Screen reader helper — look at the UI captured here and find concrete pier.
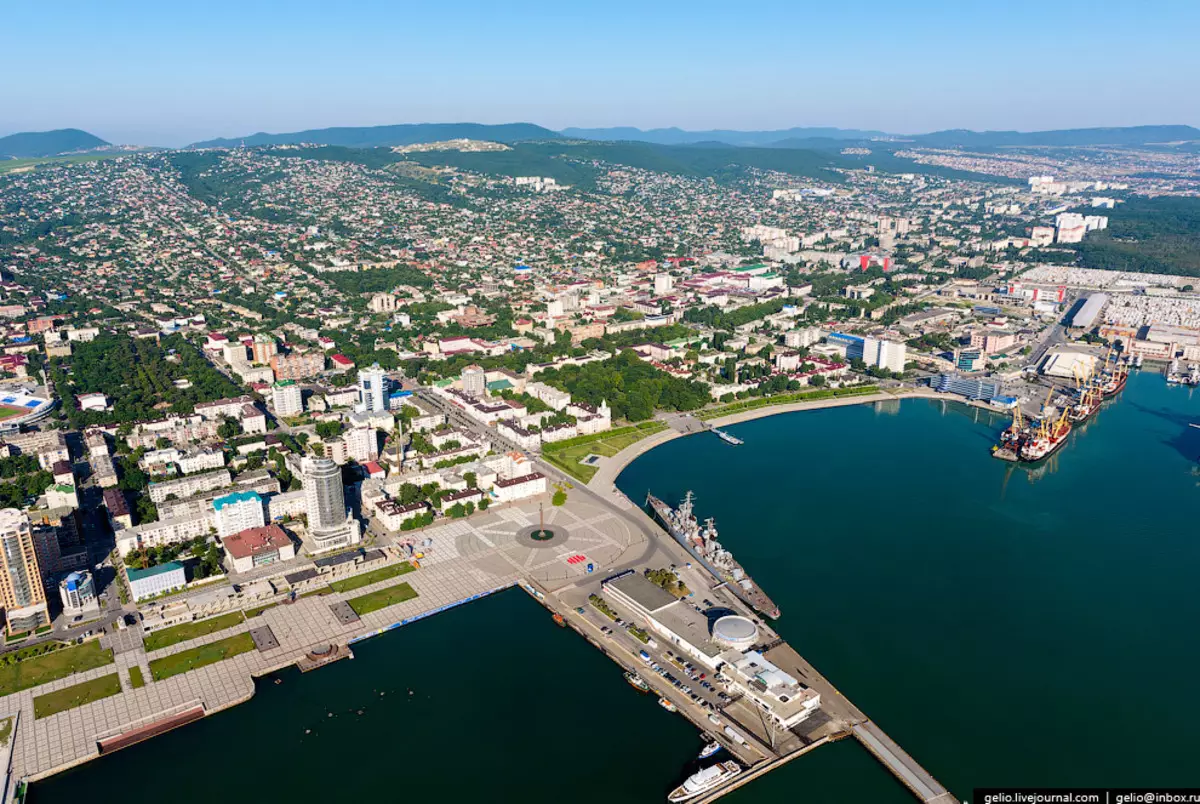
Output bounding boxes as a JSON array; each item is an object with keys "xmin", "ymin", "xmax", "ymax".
[{"xmin": 854, "ymin": 722, "xmax": 959, "ymax": 804}]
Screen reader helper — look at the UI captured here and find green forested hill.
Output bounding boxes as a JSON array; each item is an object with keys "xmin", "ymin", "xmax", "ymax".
[
  {"xmin": 1075, "ymin": 197, "xmax": 1200, "ymax": 277},
  {"xmin": 0, "ymin": 129, "xmax": 109, "ymax": 158}
]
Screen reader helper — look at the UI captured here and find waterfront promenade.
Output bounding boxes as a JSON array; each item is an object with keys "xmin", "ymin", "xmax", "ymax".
[{"xmin": 1, "ymin": 496, "xmax": 646, "ymax": 784}]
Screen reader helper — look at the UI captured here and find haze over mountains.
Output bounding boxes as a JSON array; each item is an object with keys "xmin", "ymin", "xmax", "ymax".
[
  {"xmin": 4, "ymin": 122, "xmax": 1199, "ymax": 160},
  {"xmin": 189, "ymin": 123, "xmax": 560, "ymax": 150},
  {"xmin": 559, "ymin": 126, "xmax": 890, "ymax": 146},
  {"xmin": 0, "ymin": 128, "xmax": 109, "ymax": 159}
]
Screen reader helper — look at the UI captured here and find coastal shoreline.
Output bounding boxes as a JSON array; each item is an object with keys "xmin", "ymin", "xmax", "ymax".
[{"xmin": 586, "ymin": 388, "xmax": 966, "ymax": 495}]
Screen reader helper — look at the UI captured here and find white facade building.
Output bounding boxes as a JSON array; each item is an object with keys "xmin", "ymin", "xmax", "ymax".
[
  {"xmin": 861, "ymin": 337, "xmax": 907, "ymax": 373},
  {"xmin": 127, "ymin": 562, "xmax": 187, "ymax": 601},
  {"xmin": 357, "ymin": 364, "xmax": 388, "ymax": 413},
  {"xmin": 273, "ymin": 380, "xmax": 303, "ymax": 417},
  {"xmin": 492, "ymin": 472, "xmax": 547, "ymax": 503},
  {"xmin": 344, "ymin": 425, "xmax": 380, "ymax": 463},
  {"xmin": 212, "ymin": 490, "xmax": 266, "ymax": 539}
]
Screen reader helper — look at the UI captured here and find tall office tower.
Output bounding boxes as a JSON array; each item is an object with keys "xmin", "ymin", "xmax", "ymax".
[
  {"xmin": 302, "ymin": 457, "xmax": 361, "ymax": 551},
  {"xmin": 358, "ymin": 364, "xmax": 388, "ymax": 413},
  {"xmin": 0, "ymin": 509, "xmax": 49, "ymax": 632}
]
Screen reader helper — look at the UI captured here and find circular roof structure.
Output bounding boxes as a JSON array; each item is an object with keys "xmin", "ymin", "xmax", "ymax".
[{"xmin": 712, "ymin": 615, "xmax": 758, "ymax": 648}]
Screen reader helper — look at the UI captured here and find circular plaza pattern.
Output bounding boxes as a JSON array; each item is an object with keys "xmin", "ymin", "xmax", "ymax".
[{"xmin": 515, "ymin": 522, "xmax": 572, "ymax": 549}]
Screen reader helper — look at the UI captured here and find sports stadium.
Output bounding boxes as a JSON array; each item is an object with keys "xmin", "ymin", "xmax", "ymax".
[{"xmin": 0, "ymin": 386, "xmax": 56, "ymax": 433}]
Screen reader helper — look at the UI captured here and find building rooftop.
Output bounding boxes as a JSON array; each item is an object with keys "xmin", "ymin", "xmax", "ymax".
[
  {"xmin": 653, "ymin": 602, "xmax": 725, "ymax": 659},
  {"xmin": 604, "ymin": 571, "xmax": 676, "ymax": 613},
  {"xmin": 213, "ymin": 489, "xmax": 263, "ymax": 511},
  {"xmin": 223, "ymin": 524, "xmax": 292, "ymax": 559},
  {"xmin": 127, "ymin": 561, "xmax": 185, "ymax": 582}
]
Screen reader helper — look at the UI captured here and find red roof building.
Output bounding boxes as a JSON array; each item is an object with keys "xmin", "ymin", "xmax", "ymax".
[{"xmin": 222, "ymin": 524, "xmax": 296, "ymax": 573}]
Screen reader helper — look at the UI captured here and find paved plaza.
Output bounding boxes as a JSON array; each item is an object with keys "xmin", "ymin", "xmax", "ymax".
[{"xmin": 0, "ymin": 495, "xmax": 646, "ymax": 782}]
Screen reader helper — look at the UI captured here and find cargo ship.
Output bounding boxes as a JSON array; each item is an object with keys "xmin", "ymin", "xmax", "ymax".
[
  {"xmin": 1100, "ymin": 360, "xmax": 1128, "ymax": 397},
  {"xmin": 647, "ymin": 491, "xmax": 781, "ymax": 619},
  {"xmin": 1069, "ymin": 379, "xmax": 1102, "ymax": 423},
  {"xmin": 1019, "ymin": 406, "xmax": 1072, "ymax": 463}
]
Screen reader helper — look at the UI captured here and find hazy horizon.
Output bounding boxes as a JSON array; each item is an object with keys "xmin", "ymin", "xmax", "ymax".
[{"xmin": 5, "ymin": 0, "xmax": 1199, "ymax": 147}]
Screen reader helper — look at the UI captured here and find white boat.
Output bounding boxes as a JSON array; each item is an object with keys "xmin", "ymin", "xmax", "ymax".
[
  {"xmin": 1167, "ymin": 359, "xmax": 1183, "ymax": 384},
  {"xmin": 698, "ymin": 740, "xmax": 722, "ymax": 759},
  {"xmin": 667, "ymin": 761, "xmax": 742, "ymax": 802}
]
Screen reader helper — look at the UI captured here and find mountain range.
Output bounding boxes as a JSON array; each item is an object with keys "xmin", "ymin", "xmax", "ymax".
[
  {"xmin": 188, "ymin": 122, "xmax": 560, "ymax": 150},
  {"xmin": 0, "ymin": 128, "xmax": 109, "ymax": 159},
  {"xmin": 563, "ymin": 124, "xmax": 1200, "ymax": 149},
  {"xmin": 559, "ymin": 126, "xmax": 889, "ymax": 146},
  {"xmin": 185, "ymin": 122, "xmax": 1200, "ymax": 151},
  {"xmin": 4, "ymin": 123, "xmax": 1199, "ymax": 162}
]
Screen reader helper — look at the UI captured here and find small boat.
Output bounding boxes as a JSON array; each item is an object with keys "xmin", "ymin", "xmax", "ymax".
[
  {"xmin": 712, "ymin": 428, "xmax": 743, "ymax": 446},
  {"xmin": 698, "ymin": 740, "xmax": 722, "ymax": 759},
  {"xmin": 667, "ymin": 761, "xmax": 742, "ymax": 802},
  {"xmin": 625, "ymin": 672, "xmax": 650, "ymax": 693},
  {"xmin": 658, "ymin": 697, "xmax": 678, "ymax": 713},
  {"xmin": 552, "ymin": 613, "xmax": 565, "ymax": 627}
]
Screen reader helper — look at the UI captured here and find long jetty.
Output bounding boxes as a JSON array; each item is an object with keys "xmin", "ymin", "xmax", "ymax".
[{"xmin": 854, "ymin": 722, "xmax": 959, "ymax": 804}]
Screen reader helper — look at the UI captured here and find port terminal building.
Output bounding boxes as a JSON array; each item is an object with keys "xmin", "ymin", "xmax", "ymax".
[{"xmin": 602, "ymin": 571, "xmax": 820, "ymax": 729}]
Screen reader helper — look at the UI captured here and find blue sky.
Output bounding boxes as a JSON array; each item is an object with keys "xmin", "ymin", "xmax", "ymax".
[{"xmin": 4, "ymin": 0, "xmax": 1199, "ymax": 146}]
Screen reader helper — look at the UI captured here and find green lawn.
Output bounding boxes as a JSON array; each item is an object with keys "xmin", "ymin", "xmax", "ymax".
[
  {"xmin": 299, "ymin": 587, "xmax": 333, "ymax": 599},
  {"xmin": 542, "ymin": 422, "xmax": 667, "ymax": 482},
  {"xmin": 142, "ymin": 611, "xmax": 246, "ymax": 652},
  {"xmin": 128, "ymin": 666, "xmax": 145, "ymax": 688},
  {"xmin": 329, "ymin": 562, "xmax": 414, "ymax": 594},
  {"xmin": 33, "ymin": 673, "xmax": 122, "ymax": 719},
  {"xmin": 0, "ymin": 641, "xmax": 115, "ymax": 697},
  {"xmin": 0, "ymin": 716, "xmax": 12, "ymax": 747},
  {"xmin": 0, "ymin": 407, "xmax": 24, "ymax": 421},
  {"xmin": 347, "ymin": 582, "xmax": 418, "ymax": 616},
  {"xmin": 245, "ymin": 602, "xmax": 278, "ymax": 618},
  {"xmin": 149, "ymin": 632, "xmax": 256, "ymax": 682}
]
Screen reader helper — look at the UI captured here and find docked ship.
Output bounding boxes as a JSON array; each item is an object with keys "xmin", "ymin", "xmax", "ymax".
[
  {"xmin": 1099, "ymin": 357, "xmax": 1128, "ymax": 397},
  {"xmin": 712, "ymin": 428, "xmax": 743, "ymax": 446},
  {"xmin": 667, "ymin": 761, "xmax": 743, "ymax": 803},
  {"xmin": 698, "ymin": 740, "xmax": 722, "ymax": 759},
  {"xmin": 995, "ymin": 404, "xmax": 1027, "ymax": 453},
  {"xmin": 1167, "ymin": 359, "xmax": 1183, "ymax": 384},
  {"xmin": 647, "ymin": 492, "xmax": 781, "ymax": 619},
  {"xmin": 1019, "ymin": 405, "xmax": 1072, "ymax": 463},
  {"xmin": 1069, "ymin": 377, "xmax": 1102, "ymax": 423},
  {"xmin": 659, "ymin": 697, "xmax": 678, "ymax": 713},
  {"xmin": 625, "ymin": 672, "xmax": 650, "ymax": 693}
]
